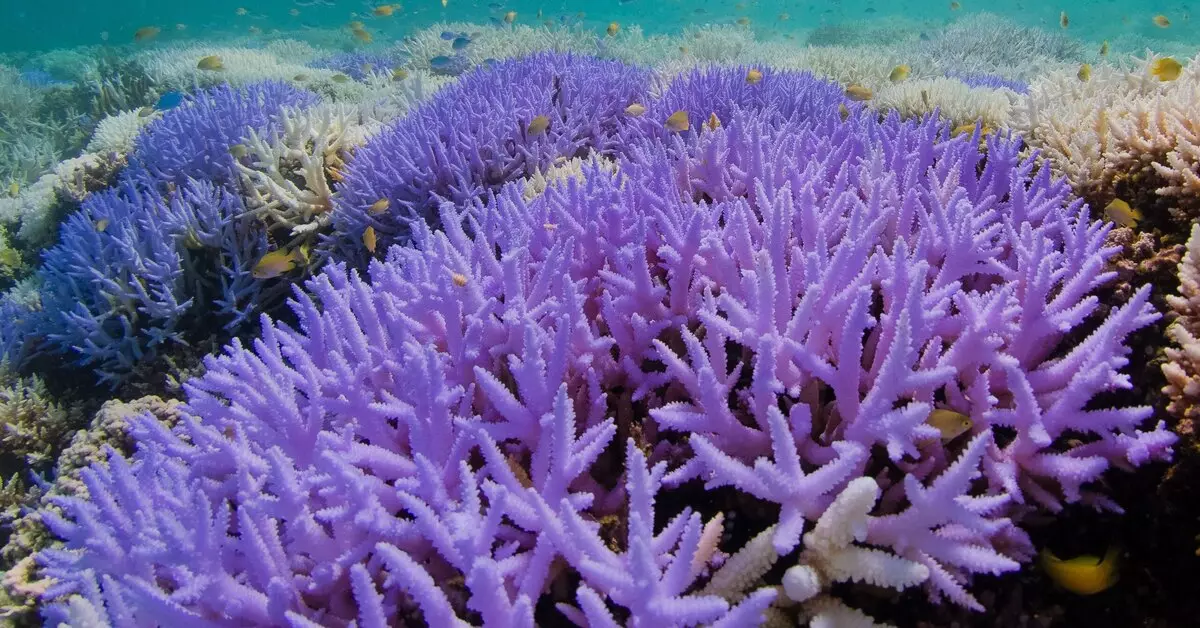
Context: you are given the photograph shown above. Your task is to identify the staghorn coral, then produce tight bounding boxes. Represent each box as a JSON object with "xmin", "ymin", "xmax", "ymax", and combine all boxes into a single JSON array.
[
  {"xmin": 871, "ymin": 77, "xmax": 1017, "ymax": 130},
  {"xmin": 134, "ymin": 45, "xmax": 331, "ymax": 91},
  {"xmin": 0, "ymin": 365, "xmax": 85, "ymax": 467},
  {"xmin": 1163, "ymin": 224, "xmax": 1200, "ymax": 425},
  {"xmin": 30, "ymin": 64, "xmax": 1173, "ymax": 625},
  {"xmin": 85, "ymin": 108, "xmax": 154, "ymax": 155},
  {"xmin": 907, "ymin": 13, "xmax": 1082, "ymax": 83},
  {"xmin": 332, "ymin": 52, "xmax": 651, "ymax": 258}
]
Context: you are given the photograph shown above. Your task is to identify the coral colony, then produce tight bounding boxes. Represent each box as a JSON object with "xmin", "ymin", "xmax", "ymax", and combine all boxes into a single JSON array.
[{"xmin": 2, "ymin": 52, "xmax": 1175, "ymax": 626}]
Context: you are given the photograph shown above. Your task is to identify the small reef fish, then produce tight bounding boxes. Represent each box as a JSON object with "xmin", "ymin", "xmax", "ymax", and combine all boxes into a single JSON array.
[
  {"xmin": 1100, "ymin": 40, "xmax": 1109, "ymax": 56},
  {"xmin": 452, "ymin": 272, "xmax": 468, "ymax": 287},
  {"xmin": 363, "ymin": 226, "xmax": 377, "ymax": 253},
  {"xmin": 1150, "ymin": 57, "xmax": 1183, "ymax": 81},
  {"xmin": 624, "ymin": 103, "xmax": 646, "ymax": 116},
  {"xmin": 290, "ymin": 8, "xmax": 300, "ymax": 16},
  {"xmin": 950, "ymin": 1, "xmax": 960, "ymax": 9},
  {"xmin": 229, "ymin": 144, "xmax": 249, "ymax": 158},
  {"xmin": 1041, "ymin": 546, "xmax": 1121, "ymax": 595},
  {"xmin": 889, "ymin": 64, "xmax": 911, "ymax": 82},
  {"xmin": 197, "ymin": 55, "xmax": 224, "ymax": 71},
  {"xmin": 736, "ymin": 17, "xmax": 750, "ymax": 26},
  {"xmin": 452, "ymin": 36, "xmax": 471, "ymax": 51},
  {"xmin": 607, "ymin": 22, "xmax": 620, "ymax": 36},
  {"xmin": 138, "ymin": 106, "xmax": 155, "ymax": 117},
  {"xmin": 236, "ymin": 7, "xmax": 248, "ymax": 16},
  {"xmin": 1060, "ymin": 11, "xmax": 1069, "ymax": 28},
  {"xmin": 441, "ymin": 0, "xmax": 448, "ymax": 7},
  {"xmin": 7, "ymin": 182, "xmax": 18, "ymax": 197},
  {"xmin": 392, "ymin": 68, "xmax": 409, "ymax": 81},
  {"xmin": 372, "ymin": 5, "xmax": 398, "ymax": 17},
  {"xmin": 746, "ymin": 68, "xmax": 763, "ymax": 84},
  {"xmin": 1153, "ymin": 14, "xmax": 1170, "ymax": 28},
  {"xmin": 838, "ymin": 103, "xmax": 849, "ymax": 120},
  {"xmin": 844, "ymin": 84, "xmax": 873, "ymax": 101},
  {"xmin": 504, "ymin": 11, "xmax": 517, "ymax": 23},
  {"xmin": 665, "ymin": 110, "xmax": 689, "ymax": 132},
  {"xmin": 350, "ymin": 21, "xmax": 366, "ymax": 30},
  {"xmin": 155, "ymin": 91, "xmax": 184, "ymax": 111},
  {"xmin": 1078, "ymin": 63, "xmax": 1091, "ymax": 81},
  {"xmin": 925, "ymin": 409, "xmax": 973, "ymax": 441},
  {"xmin": 134, "ymin": 26, "xmax": 160, "ymax": 42},
  {"xmin": 94, "ymin": 219, "xmax": 109, "ymax": 232},
  {"xmin": 527, "ymin": 115, "xmax": 551, "ymax": 135},
  {"xmin": 252, "ymin": 248, "xmax": 304, "ymax": 279},
  {"xmin": 368, "ymin": 198, "xmax": 390, "ymax": 214},
  {"xmin": 778, "ymin": 12, "xmax": 789, "ymax": 20},
  {"xmin": 705, "ymin": 112, "xmax": 721, "ymax": 131},
  {"xmin": 331, "ymin": 73, "xmax": 351, "ymax": 83},
  {"xmin": 352, "ymin": 28, "xmax": 373, "ymax": 43},
  {"xmin": 440, "ymin": 31, "xmax": 458, "ymax": 40},
  {"xmin": 429, "ymin": 56, "xmax": 456, "ymax": 71},
  {"xmin": 953, "ymin": 121, "xmax": 992, "ymax": 136},
  {"xmin": 1104, "ymin": 198, "xmax": 1142, "ymax": 228}
]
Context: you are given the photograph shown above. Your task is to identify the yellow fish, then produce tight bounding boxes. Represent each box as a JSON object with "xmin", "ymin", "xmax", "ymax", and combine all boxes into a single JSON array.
[
  {"xmin": 504, "ymin": 11, "xmax": 517, "ymax": 24},
  {"xmin": 953, "ymin": 122, "xmax": 992, "ymax": 136},
  {"xmin": 133, "ymin": 26, "xmax": 160, "ymax": 42},
  {"xmin": 1078, "ymin": 63, "xmax": 1091, "ymax": 81},
  {"xmin": 368, "ymin": 198, "xmax": 390, "ymax": 214},
  {"xmin": 349, "ymin": 20, "xmax": 365, "ymax": 29},
  {"xmin": 1150, "ymin": 57, "xmax": 1182, "ymax": 81},
  {"xmin": 736, "ymin": 17, "xmax": 750, "ymax": 26},
  {"xmin": 844, "ymin": 84, "xmax": 873, "ymax": 101},
  {"xmin": 372, "ymin": 5, "xmax": 395, "ymax": 17},
  {"xmin": 252, "ymin": 248, "xmax": 304, "ymax": 279},
  {"xmin": 363, "ymin": 226, "xmax": 378, "ymax": 253},
  {"xmin": 838, "ymin": 103, "xmax": 849, "ymax": 120},
  {"xmin": 7, "ymin": 182, "xmax": 17, "ymax": 197},
  {"xmin": 746, "ymin": 68, "xmax": 763, "ymax": 85},
  {"xmin": 527, "ymin": 115, "xmax": 550, "ymax": 135},
  {"xmin": 197, "ymin": 55, "xmax": 224, "ymax": 71},
  {"xmin": 352, "ymin": 28, "xmax": 373, "ymax": 43},
  {"xmin": 1153, "ymin": 14, "xmax": 1170, "ymax": 28},
  {"xmin": 889, "ymin": 64, "xmax": 911, "ymax": 83},
  {"xmin": 1100, "ymin": 40, "xmax": 1109, "ymax": 56},
  {"xmin": 94, "ymin": 218, "xmax": 110, "ymax": 232},
  {"xmin": 331, "ymin": 73, "xmax": 351, "ymax": 83},
  {"xmin": 1041, "ymin": 546, "xmax": 1121, "ymax": 595},
  {"xmin": 705, "ymin": 112, "xmax": 720, "ymax": 131},
  {"xmin": 294, "ymin": 73, "xmax": 310, "ymax": 82},
  {"xmin": 1060, "ymin": 11, "xmax": 1069, "ymax": 28},
  {"xmin": 607, "ymin": 22, "xmax": 619, "ymax": 36},
  {"xmin": 624, "ymin": 103, "xmax": 646, "ymax": 116},
  {"xmin": 926, "ymin": 409, "xmax": 973, "ymax": 441},
  {"xmin": 392, "ymin": 68, "xmax": 409, "ymax": 81},
  {"xmin": 229, "ymin": 144, "xmax": 249, "ymax": 158},
  {"xmin": 1104, "ymin": 198, "xmax": 1142, "ymax": 228},
  {"xmin": 665, "ymin": 110, "xmax": 689, "ymax": 132},
  {"xmin": 950, "ymin": 1, "xmax": 961, "ymax": 9}
]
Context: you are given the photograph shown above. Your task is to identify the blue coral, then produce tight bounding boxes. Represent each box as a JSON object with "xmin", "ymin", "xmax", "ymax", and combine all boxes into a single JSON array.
[
  {"xmin": 132, "ymin": 81, "xmax": 318, "ymax": 185},
  {"xmin": 953, "ymin": 73, "xmax": 1030, "ymax": 93},
  {"xmin": 330, "ymin": 52, "xmax": 652, "ymax": 258},
  {"xmin": 307, "ymin": 50, "xmax": 406, "ymax": 80}
]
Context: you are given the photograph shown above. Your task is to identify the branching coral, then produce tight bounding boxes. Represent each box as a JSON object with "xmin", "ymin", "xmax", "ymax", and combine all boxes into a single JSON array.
[
  {"xmin": 871, "ymin": 77, "xmax": 1017, "ymax": 130},
  {"xmin": 1163, "ymin": 224, "xmax": 1200, "ymax": 423},
  {"xmin": 85, "ymin": 108, "xmax": 154, "ymax": 155},
  {"xmin": 907, "ymin": 13, "xmax": 1082, "ymax": 82},
  {"xmin": 29, "ymin": 63, "xmax": 1173, "ymax": 625}
]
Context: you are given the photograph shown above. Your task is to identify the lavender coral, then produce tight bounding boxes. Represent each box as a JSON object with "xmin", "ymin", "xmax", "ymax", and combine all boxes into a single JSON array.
[
  {"xmin": 331, "ymin": 52, "xmax": 651, "ymax": 257},
  {"xmin": 35, "ymin": 64, "xmax": 1172, "ymax": 624}
]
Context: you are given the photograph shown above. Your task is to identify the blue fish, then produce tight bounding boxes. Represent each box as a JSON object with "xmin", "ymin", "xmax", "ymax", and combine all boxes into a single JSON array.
[
  {"xmin": 155, "ymin": 91, "xmax": 184, "ymax": 111},
  {"xmin": 489, "ymin": 17, "xmax": 502, "ymax": 26},
  {"xmin": 452, "ymin": 36, "xmax": 471, "ymax": 50},
  {"xmin": 440, "ymin": 31, "xmax": 457, "ymax": 40}
]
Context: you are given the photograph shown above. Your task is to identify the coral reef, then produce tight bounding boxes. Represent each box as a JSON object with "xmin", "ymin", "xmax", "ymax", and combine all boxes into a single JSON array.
[
  {"xmin": 84, "ymin": 109, "xmax": 154, "ymax": 155},
  {"xmin": 30, "ymin": 64, "xmax": 1173, "ymax": 625},
  {"xmin": 1163, "ymin": 224, "xmax": 1200, "ymax": 425},
  {"xmin": 871, "ymin": 77, "xmax": 1017, "ymax": 130}
]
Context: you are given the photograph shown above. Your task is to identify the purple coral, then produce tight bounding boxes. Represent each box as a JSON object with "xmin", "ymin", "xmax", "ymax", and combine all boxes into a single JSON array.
[
  {"xmin": 330, "ymin": 52, "xmax": 651, "ymax": 258},
  {"xmin": 36, "ymin": 64, "xmax": 1173, "ymax": 624},
  {"xmin": 307, "ymin": 51, "xmax": 406, "ymax": 80},
  {"xmin": 131, "ymin": 81, "xmax": 318, "ymax": 184},
  {"xmin": 953, "ymin": 73, "xmax": 1030, "ymax": 93}
]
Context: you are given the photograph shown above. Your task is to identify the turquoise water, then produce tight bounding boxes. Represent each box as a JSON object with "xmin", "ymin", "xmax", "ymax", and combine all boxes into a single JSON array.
[{"xmin": 0, "ymin": 0, "xmax": 1195, "ymax": 53}]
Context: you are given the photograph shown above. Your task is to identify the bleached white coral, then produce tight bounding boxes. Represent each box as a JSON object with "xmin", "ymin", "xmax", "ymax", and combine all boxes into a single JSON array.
[
  {"xmin": 85, "ymin": 108, "xmax": 155, "ymax": 154},
  {"xmin": 1163, "ymin": 224, "xmax": 1200, "ymax": 421},
  {"xmin": 873, "ymin": 77, "xmax": 1017, "ymax": 129},
  {"xmin": 906, "ymin": 12, "xmax": 1083, "ymax": 82},
  {"xmin": 521, "ymin": 155, "xmax": 619, "ymax": 200},
  {"xmin": 1012, "ymin": 52, "xmax": 1200, "ymax": 202},
  {"xmin": 700, "ymin": 478, "xmax": 927, "ymax": 628},
  {"xmin": 134, "ymin": 44, "xmax": 335, "ymax": 90}
]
